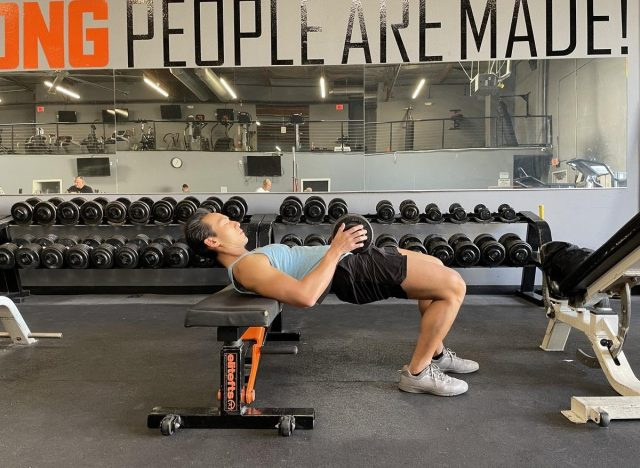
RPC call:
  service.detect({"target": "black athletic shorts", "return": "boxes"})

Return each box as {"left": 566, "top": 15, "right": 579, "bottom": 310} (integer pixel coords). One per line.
{"left": 330, "top": 246, "right": 408, "bottom": 304}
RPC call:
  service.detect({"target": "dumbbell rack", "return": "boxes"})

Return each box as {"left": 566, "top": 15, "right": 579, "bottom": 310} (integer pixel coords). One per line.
{"left": 0, "top": 215, "right": 267, "bottom": 296}
{"left": 1, "top": 209, "right": 551, "bottom": 302}
{"left": 271, "top": 210, "right": 551, "bottom": 303}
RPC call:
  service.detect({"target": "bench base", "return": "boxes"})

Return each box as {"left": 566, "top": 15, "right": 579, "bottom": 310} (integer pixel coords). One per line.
{"left": 147, "top": 406, "right": 315, "bottom": 436}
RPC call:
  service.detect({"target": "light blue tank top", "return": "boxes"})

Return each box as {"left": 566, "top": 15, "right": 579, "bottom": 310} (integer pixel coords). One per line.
{"left": 228, "top": 244, "right": 334, "bottom": 294}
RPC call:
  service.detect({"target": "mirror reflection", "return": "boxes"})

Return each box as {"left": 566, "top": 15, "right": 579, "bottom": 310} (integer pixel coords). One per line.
{"left": 0, "top": 59, "right": 628, "bottom": 195}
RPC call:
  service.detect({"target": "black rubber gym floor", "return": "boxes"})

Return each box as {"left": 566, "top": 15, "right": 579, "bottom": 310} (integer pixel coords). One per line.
{"left": 2, "top": 295, "right": 639, "bottom": 467}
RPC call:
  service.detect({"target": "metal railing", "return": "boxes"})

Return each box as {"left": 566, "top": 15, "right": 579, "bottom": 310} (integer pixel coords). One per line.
{"left": 0, "top": 115, "right": 551, "bottom": 155}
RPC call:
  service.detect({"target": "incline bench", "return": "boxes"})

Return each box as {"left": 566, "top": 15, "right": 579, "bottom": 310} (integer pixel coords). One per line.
{"left": 147, "top": 285, "right": 315, "bottom": 437}
{"left": 540, "top": 210, "right": 640, "bottom": 426}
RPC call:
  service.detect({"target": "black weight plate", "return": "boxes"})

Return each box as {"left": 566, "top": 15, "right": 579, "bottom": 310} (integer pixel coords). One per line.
{"left": 331, "top": 214, "right": 373, "bottom": 254}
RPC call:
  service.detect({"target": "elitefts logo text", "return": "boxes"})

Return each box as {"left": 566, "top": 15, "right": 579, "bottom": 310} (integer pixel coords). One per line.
{"left": 226, "top": 353, "right": 237, "bottom": 411}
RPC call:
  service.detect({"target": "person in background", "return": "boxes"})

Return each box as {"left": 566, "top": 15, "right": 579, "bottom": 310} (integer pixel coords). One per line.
{"left": 67, "top": 176, "right": 93, "bottom": 194}
{"left": 182, "top": 184, "right": 190, "bottom": 193}
{"left": 256, "top": 179, "right": 272, "bottom": 192}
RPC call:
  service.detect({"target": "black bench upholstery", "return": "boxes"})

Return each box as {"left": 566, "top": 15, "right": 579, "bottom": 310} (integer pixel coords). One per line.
{"left": 541, "top": 211, "right": 640, "bottom": 298}
{"left": 185, "top": 285, "right": 281, "bottom": 328}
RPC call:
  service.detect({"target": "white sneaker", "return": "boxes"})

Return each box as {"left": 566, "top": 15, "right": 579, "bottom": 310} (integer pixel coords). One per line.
{"left": 432, "top": 348, "right": 479, "bottom": 374}
{"left": 398, "top": 363, "right": 468, "bottom": 396}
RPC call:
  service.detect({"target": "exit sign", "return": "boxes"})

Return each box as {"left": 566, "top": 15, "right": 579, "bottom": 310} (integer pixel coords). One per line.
{"left": 36, "top": 106, "right": 44, "bottom": 113}
{"left": 336, "top": 104, "right": 344, "bottom": 110}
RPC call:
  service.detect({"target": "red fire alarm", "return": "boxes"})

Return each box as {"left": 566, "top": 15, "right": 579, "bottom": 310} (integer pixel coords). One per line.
{"left": 336, "top": 104, "right": 344, "bottom": 110}
{"left": 36, "top": 106, "right": 45, "bottom": 113}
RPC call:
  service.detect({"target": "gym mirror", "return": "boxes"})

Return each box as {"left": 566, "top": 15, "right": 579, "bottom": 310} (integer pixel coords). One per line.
{"left": 0, "top": 58, "right": 628, "bottom": 195}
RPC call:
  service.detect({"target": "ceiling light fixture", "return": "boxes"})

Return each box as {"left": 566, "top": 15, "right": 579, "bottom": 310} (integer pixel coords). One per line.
{"left": 412, "top": 78, "right": 426, "bottom": 100}
{"left": 256, "top": 121, "right": 261, "bottom": 126}
{"left": 44, "top": 80, "right": 80, "bottom": 99}
{"left": 275, "top": 146, "right": 282, "bottom": 152}
{"left": 219, "top": 77, "right": 237, "bottom": 100}
{"left": 143, "top": 76, "right": 169, "bottom": 98}
{"left": 320, "top": 77, "right": 326, "bottom": 99}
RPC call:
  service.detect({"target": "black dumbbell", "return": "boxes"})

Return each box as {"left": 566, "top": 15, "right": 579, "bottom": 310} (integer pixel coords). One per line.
{"left": 280, "top": 196, "right": 304, "bottom": 224}
{"left": 304, "top": 196, "right": 327, "bottom": 224}
{"left": 327, "top": 198, "right": 348, "bottom": 222}
{"left": 497, "top": 204, "right": 518, "bottom": 222}
{"left": 82, "top": 234, "right": 104, "bottom": 249}
{"left": 115, "top": 243, "right": 141, "bottom": 269}
{"left": 34, "top": 234, "right": 59, "bottom": 247}
{"left": 223, "top": 196, "right": 248, "bottom": 222}
{"left": 11, "top": 197, "right": 41, "bottom": 225}
{"left": 399, "top": 199, "right": 420, "bottom": 224}
{"left": 499, "top": 233, "right": 532, "bottom": 266}
{"left": 90, "top": 242, "right": 118, "bottom": 269}
{"left": 58, "top": 235, "right": 81, "bottom": 248}
{"left": 281, "top": 234, "right": 304, "bottom": 248}
{"left": 128, "top": 197, "right": 155, "bottom": 225}
{"left": 200, "top": 196, "right": 224, "bottom": 214}
{"left": 105, "top": 235, "right": 128, "bottom": 249}
{"left": 375, "top": 200, "right": 395, "bottom": 224}
{"left": 65, "top": 243, "right": 92, "bottom": 269}
{"left": 34, "top": 197, "right": 63, "bottom": 225}
{"left": 304, "top": 234, "right": 327, "bottom": 246}
{"left": 0, "top": 243, "right": 18, "bottom": 269}
{"left": 152, "top": 197, "right": 178, "bottom": 225}
{"left": 449, "top": 233, "right": 480, "bottom": 267}
{"left": 474, "top": 234, "right": 506, "bottom": 267}
{"left": 165, "top": 240, "right": 192, "bottom": 268}
{"left": 153, "top": 235, "right": 175, "bottom": 246}
{"left": 424, "top": 235, "right": 455, "bottom": 266}
{"left": 448, "top": 203, "right": 468, "bottom": 224}
{"left": 57, "top": 197, "right": 85, "bottom": 225}
{"left": 473, "top": 204, "right": 493, "bottom": 223}
{"left": 14, "top": 234, "right": 36, "bottom": 247}
{"left": 115, "top": 234, "right": 151, "bottom": 269}
{"left": 191, "top": 253, "right": 218, "bottom": 268}
{"left": 399, "top": 234, "right": 427, "bottom": 254}
{"left": 375, "top": 234, "right": 399, "bottom": 249}
{"left": 130, "top": 234, "right": 152, "bottom": 249}
{"left": 41, "top": 243, "right": 67, "bottom": 269}
{"left": 105, "top": 197, "right": 131, "bottom": 225}
{"left": 175, "top": 196, "right": 201, "bottom": 224}
{"left": 79, "top": 197, "right": 109, "bottom": 225}
{"left": 331, "top": 214, "right": 374, "bottom": 254}
{"left": 15, "top": 243, "right": 42, "bottom": 269}
{"left": 140, "top": 241, "right": 171, "bottom": 268}
{"left": 424, "top": 203, "right": 444, "bottom": 224}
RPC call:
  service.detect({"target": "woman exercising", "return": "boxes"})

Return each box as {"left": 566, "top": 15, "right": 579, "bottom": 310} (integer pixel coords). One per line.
{"left": 184, "top": 211, "right": 478, "bottom": 396}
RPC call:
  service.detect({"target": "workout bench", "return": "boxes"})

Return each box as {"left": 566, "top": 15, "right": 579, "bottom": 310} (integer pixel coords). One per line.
{"left": 1, "top": 296, "right": 62, "bottom": 345}
{"left": 147, "top": 285, "right": 315, "bottom": 437}
{"left": 540, "top": 211, "right": 640, "bottom": 426}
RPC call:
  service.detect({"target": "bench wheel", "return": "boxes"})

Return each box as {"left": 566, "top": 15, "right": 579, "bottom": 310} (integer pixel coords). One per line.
{"left": 160, "top": 414, "right": 183, "bottom": 436}
{"left": 278, "top": 415, "right": 295, "bottom": 437}
{"left": 598, "top": 411, "right": 610, "bottom": 428}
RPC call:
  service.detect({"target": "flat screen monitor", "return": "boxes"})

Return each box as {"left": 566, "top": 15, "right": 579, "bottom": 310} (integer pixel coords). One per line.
{"left": 76, "top": 157, "right": 111, "bottom": 177}
{"left": 102, "top": 109, "right": 129, "bottom": 124}
{"left": 57, "top": 111, "right": 77, "bottom": 123}
{"left": 161, "top": 104, "right": 182, "bottom": 120}
{"left": 246, "top": 156, "right": 281, "bottom": 177}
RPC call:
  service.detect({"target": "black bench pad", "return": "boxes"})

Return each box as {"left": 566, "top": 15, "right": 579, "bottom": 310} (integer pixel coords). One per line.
{"left": 185, "top": 285, "right": 281, "bottom": 328}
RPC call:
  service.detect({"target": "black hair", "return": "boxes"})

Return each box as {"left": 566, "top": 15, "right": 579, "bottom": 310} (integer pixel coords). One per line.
{"left": 184, "top": 209, "right": 217, "bottom": 258}
{"left": 182, "top": 183, "right": 189, "bottom": 188}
